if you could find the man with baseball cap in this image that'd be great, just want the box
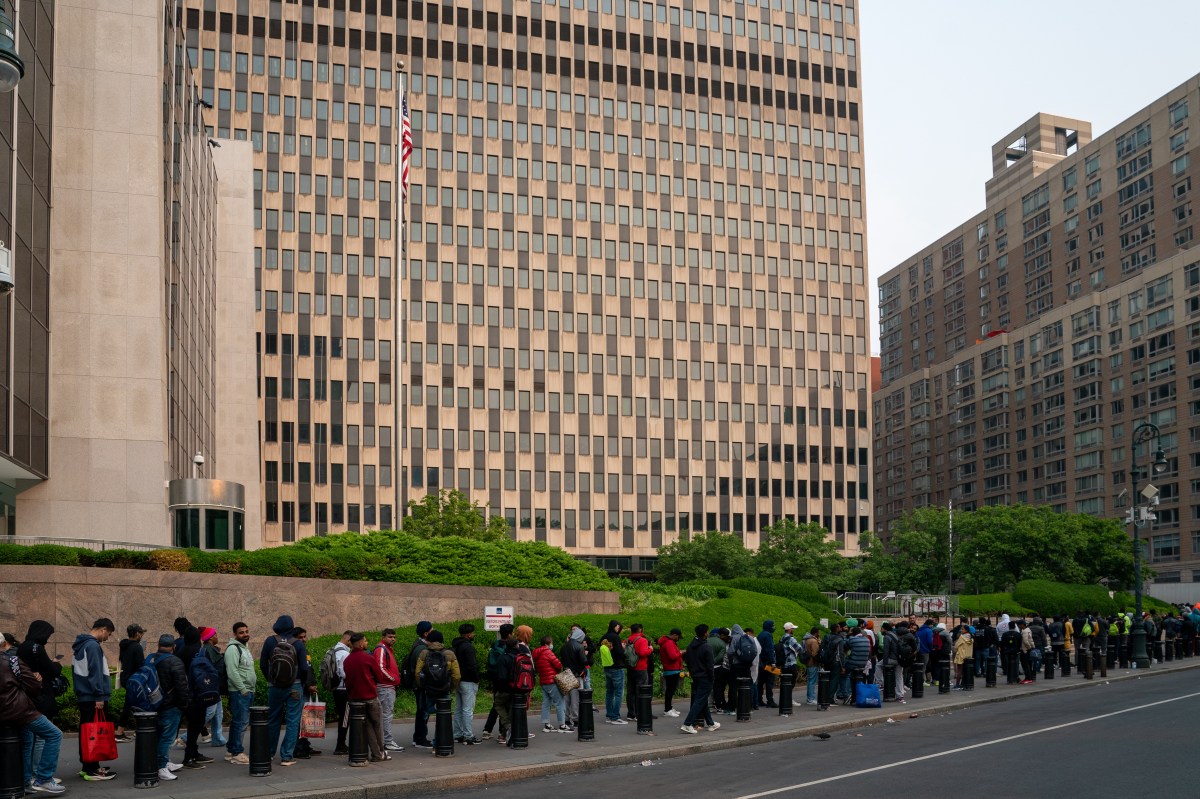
[116,624,146,742]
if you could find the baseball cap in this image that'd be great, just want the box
[783,622,798,631]
[158,633,176,647]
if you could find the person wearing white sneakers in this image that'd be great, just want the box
[146,634,191,782]
[680,624,720,734]
[656,629,684,718]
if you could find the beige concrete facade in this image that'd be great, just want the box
[183,0,873,564]
[875,74,1200,590]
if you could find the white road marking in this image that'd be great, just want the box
[736,690,1200,799]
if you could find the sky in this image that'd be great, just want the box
[859,1,1200,352]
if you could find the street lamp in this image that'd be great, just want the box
[1128,421,1167,669]
[0,0,24,93]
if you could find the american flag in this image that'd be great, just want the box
[400,93,412,201]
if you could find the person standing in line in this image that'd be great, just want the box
[148,634,189,782]
[403,621,433,749]
[600,621,627,725]
[342,633,391,764]
[656,628,685,718]
[199,627,227,748]
[532,634,567,733]
[708,628,730,713]
[259,614,313,767]
[680,624,719,734]
[451,624,483,744]
[624,624,654,723]
[801,626,822,705]
[18,620,63,784]
[114,624,145,742]
[4,635,66,794]
[72,618,117,781]
[755,621,778,709]
[557,627,587,731]
[224,622,255,764]
[373,628,403,752]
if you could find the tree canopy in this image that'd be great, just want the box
[404,489,511,542]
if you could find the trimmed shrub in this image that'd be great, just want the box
[0,544,81,566]
[87,549,150,570]
[1012,579,1119,618]
[956,593,1034,617]
[147,549,192,571]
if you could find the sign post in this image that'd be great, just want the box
[484,606,514,632]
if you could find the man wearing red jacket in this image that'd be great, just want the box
[656,629,684,718]
[373,629,401,753]
[343,634,390,764]
[625,624,654,725]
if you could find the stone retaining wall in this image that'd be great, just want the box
[0,565,620,658]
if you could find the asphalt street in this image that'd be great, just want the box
[438,669,1200,799]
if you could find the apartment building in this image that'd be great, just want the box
[874,74,1200,595]
[181,0,873,564]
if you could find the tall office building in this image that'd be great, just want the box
[0,0,259,546]
[874,75,1200,598]
[183,0,873,566]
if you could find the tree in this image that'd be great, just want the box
[856,512,950,593]
[755,519,853,591]
[404,489,509,542]
[654,531,754,584]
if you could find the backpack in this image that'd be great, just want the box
[319,646,341,692]
[897,635,916,665]
[420,649,452,694]
[735,634,757,665]
[774,641,787,667]
[267,635,299,687]
[510,649,536,693]
[207,645,229,695]
[818,635,842,670]
[189,653,221,707]
[931,630,944,652]
[623,637,641,668]
[126,655,164,712]
[398,643,419,690]
[1072,617,1087,637]
[488,644,515,685]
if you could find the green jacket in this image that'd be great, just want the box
[225,638,256,694]
[708,633,727,666]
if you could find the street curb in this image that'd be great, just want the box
[247,659,1200,799]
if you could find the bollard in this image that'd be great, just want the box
[883,664,897,701]
[985,653,997,687]
[433,695,454,757]
[0,724,23,799]
[1118,639,1129,669]
[509,692,529,749]
[635,681,654,734]
[735,676,753,721]
[1059,649,1071,677]
[133,711,159,789]
[910,662,925,698]
[1176,638,1184,660]
[1099,649,1108,678]
[249,706,272,776]
[817,670,832,710]
[1153,641,1163,663]
[346,702,367,767]
[937,660,951,694]
[1166,640,1175,662]
[1107,644,1118,669]
[1044,651,1055,679]
[1084,650,1094,680]
[778,672,794,716]
[577,689,595,742]
[962,663,974,691]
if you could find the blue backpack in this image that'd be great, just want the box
[189,653,222,707]
[126,654,165,712]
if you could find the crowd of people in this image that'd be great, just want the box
[2,604,1197,794]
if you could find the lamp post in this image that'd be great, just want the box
[1128,421,1167,669]
[0,0,24,93]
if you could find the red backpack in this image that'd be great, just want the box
[510,650,536,693]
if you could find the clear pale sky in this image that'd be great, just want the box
[859,1,1200,352]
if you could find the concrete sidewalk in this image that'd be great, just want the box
[52,658,1200,798]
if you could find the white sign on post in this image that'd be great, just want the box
[484,606,514,631]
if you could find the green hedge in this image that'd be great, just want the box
[1011,580,1125,618]
[956,593,1034,617]
[0,532,615,592]
[711,578,834,620]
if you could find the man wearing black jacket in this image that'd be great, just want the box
[558,627,587,731]
[1000,624,1023,685]
[172,619,212,770]
[149,634,190,781]
[451,624,483,744]
[115,624,145,742]
[681,624,718,734]
[18,620,62,724]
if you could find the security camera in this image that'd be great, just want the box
[0,240,13,294]
[193,452,205,467]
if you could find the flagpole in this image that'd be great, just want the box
[394,63,406,531]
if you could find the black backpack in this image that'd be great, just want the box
[420,649,452,694]
[735,634,756,665]
[774,641,786,666]
[819,635,843,670]
[897,634,916,665]
[267,636,299,687]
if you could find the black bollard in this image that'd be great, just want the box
[985,654,997,687]
[816,670,832,710]
[249,706,272,776]
[1154,641,1163,663]
[1099,649,1108,678]
[1107,644,1118,669]
[962,663,974,691]
[910,662,925,698]
[1059,649,1071,677]
[1044,651,1055,679]
[509,692,530,749]
[883,664,897,700]
[577,689,595,742]
[937,660,951,694]
[1166,640,1175,662]
[347,701,367,767]
[0,724,23,799]
[635,681,654,734]
[1084,650,1094,680]
[132,711,159,789]
[735,676,753,721]
[1118,639,1129,669]
[1176,638,1184,660]
[434,695,454,757]
[778,672,794,716]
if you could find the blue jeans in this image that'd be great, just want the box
[974,647,986,676]
[1030,648,1043,675]
[603,669,625,721]
[539,682,566,726]
[205,700,227,746]
[21,714,62,784]
[412,690,433,745]
[454,682,479,740]
[581,670,592,691]
[805,666,819,702]
[267,683,304,760]
[227,691,252,755]
[157,708,182,770]
[683,677,713,727]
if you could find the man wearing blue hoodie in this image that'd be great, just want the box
[259,615,313,766]
[72,618,116,781]
[756,620,778,709]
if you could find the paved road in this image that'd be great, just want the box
[439,669,1200,798]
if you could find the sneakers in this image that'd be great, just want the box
[625,714,637,721]
[805,700,818,705]
[157,768,177,782]
[166,762,183,772]
[410,740,433,749]
[230,753,250,765]
[481,731,493,740]
[680,724,698,734]
[559,724,573,733]
[80,770,117,781]
[605,718,628,725]
[279,760,297,767]
[29,780,66,795]
[543,724,557,733]
[223,752,235,762]
[181,760,206,770]
[384,741,404,751]
[113,733,133,743]
[332,747,350,755]
[705,721,722,732]
[664,709,680,718]
[193,753,214,764]
[198,734,212,744]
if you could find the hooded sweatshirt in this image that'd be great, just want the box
[557,629,587,676]
[259,615,311,686]
[656,635,683,673]
[756,621,776,666]
[72,632,112,702]
[225,635,257,694]
[118,636,145,687]
[685,633,715,679]
[601,620,625,669]
[451,636,480,683]
[18,620,61,717]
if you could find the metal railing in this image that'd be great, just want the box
[0,536,175,552]
[825,591,959,620]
